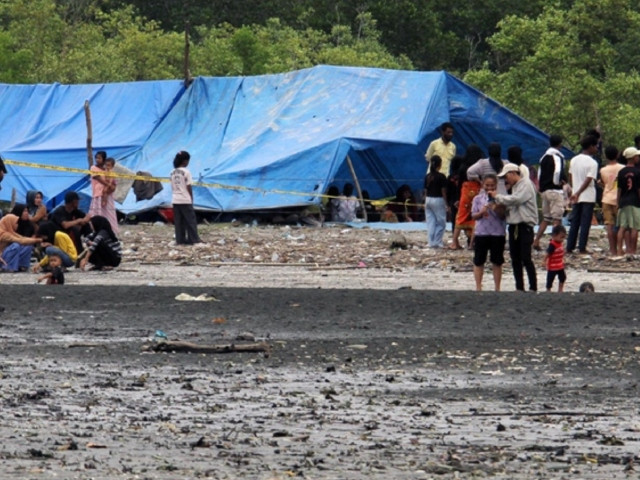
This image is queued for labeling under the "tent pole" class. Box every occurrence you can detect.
[346,155,367,222]
[183,19,193,87]
[84,100,93,168]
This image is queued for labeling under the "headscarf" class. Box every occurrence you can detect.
[26,190,43,215]
[10,203,34,237]
[36,221,59,244]
[0,214,32,252]
[90,215,118,242]
[0,214,19,235]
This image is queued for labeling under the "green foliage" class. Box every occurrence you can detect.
[465,0,640,149]
[0,31,32,82]
[1,0,640,150]
[191,16,411,77]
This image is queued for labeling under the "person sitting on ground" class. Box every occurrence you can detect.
[49,191,91,254]
[324,185,341,221]
[360,190,380,222]
[335,183,360,222]
[26,190,48,228]
[37,252,64,285]
[79,215,122,271]
[383,184,418,222]
[0,213,41,272]
[33,221,78,273]
[11,203,35,238]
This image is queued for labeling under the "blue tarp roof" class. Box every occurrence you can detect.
[0,65,565,213]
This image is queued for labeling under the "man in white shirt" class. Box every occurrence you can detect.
[567,136,599,254]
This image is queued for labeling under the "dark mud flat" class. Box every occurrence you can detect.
[1,286,640,479]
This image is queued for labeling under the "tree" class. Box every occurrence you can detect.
[465,0,640,149]
[191,16,411,77]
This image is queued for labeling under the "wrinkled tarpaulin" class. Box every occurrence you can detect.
[0,66,569,213]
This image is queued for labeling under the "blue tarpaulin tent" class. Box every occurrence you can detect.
[0,65,566,213]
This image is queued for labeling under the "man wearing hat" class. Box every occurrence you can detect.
[489,163,538,291]
[615,147,640,255]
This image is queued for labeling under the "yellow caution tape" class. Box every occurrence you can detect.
[3,158,421,208]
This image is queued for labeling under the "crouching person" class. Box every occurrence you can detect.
[79,216,121,271]
[33,221,77,272]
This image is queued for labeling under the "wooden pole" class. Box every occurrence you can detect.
[84,100,93,168]
[183,20,193,87]
[346,155,367,222]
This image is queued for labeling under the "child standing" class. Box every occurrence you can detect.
[424,155,449,248]
[170,150,203,245]
[88,151,109,218]
[544,225,567,292]
[470,174,506,291]
[102,157,119,234]
[599,146,624,255]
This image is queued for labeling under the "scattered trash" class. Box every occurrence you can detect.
[154,330,169,341]
[175,293,220,302]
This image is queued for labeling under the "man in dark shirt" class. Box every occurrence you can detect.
[49,191,91,254]
[533,135,566,250]
[616,147,640,255]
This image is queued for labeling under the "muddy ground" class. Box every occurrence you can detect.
[2,224,640,479]
[1,285,640,479]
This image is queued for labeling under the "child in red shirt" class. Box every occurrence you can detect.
[544,225,567,292]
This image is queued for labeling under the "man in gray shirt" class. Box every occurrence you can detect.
[489,163,538,291]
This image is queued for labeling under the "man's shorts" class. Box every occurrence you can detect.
[602,203,617,226]
[617,205,640,229]
[541,190,565,222]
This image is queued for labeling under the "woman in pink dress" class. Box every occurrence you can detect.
[88,151,108,219]
[101,157,119,234]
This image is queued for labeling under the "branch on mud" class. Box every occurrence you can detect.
[452,411,614,417]
[142,340,271,355]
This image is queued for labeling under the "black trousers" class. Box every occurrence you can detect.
[508,223,537,291]
[173,203,201,245]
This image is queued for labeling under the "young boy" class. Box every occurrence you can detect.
[544,225,567,292]
[599,146,624,255]
[37,253,64,285]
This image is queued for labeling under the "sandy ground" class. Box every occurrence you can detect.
[2,223,640,479]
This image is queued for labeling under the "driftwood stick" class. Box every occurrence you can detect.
[84,100,93,168]
[142,340,270,355]
[587,268,640,274]
[452,411,614,418]
[346,155,367,222]
[206,262,326,267]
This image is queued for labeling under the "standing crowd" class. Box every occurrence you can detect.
[424,123,640,292]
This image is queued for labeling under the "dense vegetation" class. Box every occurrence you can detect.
[2,0,640,148]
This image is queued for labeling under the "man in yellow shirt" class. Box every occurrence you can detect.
[425,122,456,177]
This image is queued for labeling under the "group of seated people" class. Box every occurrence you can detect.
[324,183,418,223]
[0,191,122,283]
